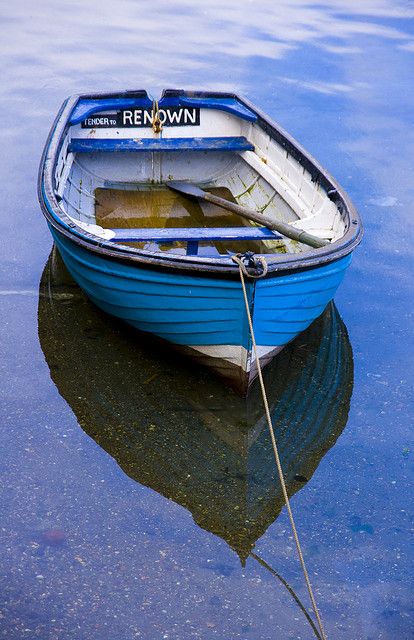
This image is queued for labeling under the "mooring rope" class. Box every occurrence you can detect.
[152,100,163,134]
[232,253,328,640]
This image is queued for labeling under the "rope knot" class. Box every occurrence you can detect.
[232,252,268,278]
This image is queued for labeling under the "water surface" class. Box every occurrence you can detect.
[0,1,413,638]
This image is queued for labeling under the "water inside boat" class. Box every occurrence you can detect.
[94,186,287,255]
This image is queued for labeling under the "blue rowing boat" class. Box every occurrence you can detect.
[38,89,362,393]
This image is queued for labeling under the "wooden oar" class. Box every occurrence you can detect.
[167,181,330,249]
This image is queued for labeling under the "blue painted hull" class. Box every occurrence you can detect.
[51,226,351,392]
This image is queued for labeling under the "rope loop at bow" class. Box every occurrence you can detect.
[231,252,268,278]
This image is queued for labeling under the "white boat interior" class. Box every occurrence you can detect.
[53,109,346,257]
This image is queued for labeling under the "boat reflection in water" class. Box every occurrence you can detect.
[38,247,353,563]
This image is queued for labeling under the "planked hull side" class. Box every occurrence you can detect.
[51,226,352,393]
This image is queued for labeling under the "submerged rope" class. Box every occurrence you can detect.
[250,552,322,640]
[232,254,328,640]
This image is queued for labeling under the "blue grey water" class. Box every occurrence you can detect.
[1,1,413,638]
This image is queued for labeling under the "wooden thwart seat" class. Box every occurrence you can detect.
[109,226,283,255]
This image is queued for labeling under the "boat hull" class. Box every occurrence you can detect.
[51,226,352,393]
[38,90,363,392]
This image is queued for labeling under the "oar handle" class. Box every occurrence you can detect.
[203,192,330,249]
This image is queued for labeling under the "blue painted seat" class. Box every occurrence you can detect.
[110,227,281,242]
[109,226,282,255]
[68,136,254,153]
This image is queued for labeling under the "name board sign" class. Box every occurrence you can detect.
[81,107,200,128]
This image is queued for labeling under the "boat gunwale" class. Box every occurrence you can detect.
[38,89,363,278]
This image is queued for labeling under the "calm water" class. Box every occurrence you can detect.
[1,1,413,638]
